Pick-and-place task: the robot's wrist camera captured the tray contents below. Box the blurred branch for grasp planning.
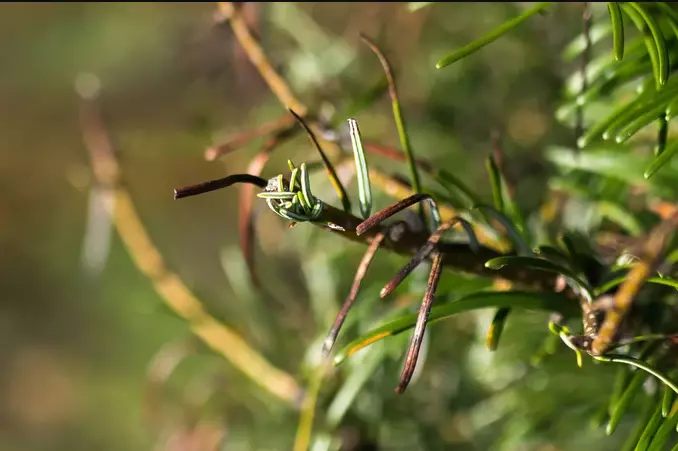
[591,210,678,355]
[77,82,304,408]
[205,113,296,161]
[216,1,508,251]
[217,1,308,116]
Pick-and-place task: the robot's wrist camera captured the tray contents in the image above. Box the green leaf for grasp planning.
[348,118,372,219]
[435,2,553,69]
[648,403,678,451]
[484,150,530,251]
[607,3,624,61]
[662,384,674,418]
[614,102,671,144]
[563,20,613,61]
[333,291,577,366]
[657,3,678,41]
[597,200,644,236]
[547,146,678,198]
[576,77,678,148]
[619,3,666,90]
[596,353,678,397]
[626,2,669,87]
[655,115,668,156]
[634,402,664,451]
[472,205,531,255]
[602,86,678,142]
[485,307,510,351]
[325,342,385,430]
[595,275,678,296]
[486,154,504,214]
[609,366,632,417]
[485,255,593,299]
[361,35,423,204]
[620,395,657,451]
[604,349,656,436]
[435,169,484,208]
[563,35,645,98]
[645,138,678,179]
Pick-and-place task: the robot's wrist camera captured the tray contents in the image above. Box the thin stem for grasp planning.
[323,231,388,356]
[205,114,295,161]
[357,193,439,236]
[380,217,471,299]
[176,176,574,301]
[173,174,267,199]
[360,34,423,199]
[605,333,678,352]
[435,2,553,69]
[395,252,443,394]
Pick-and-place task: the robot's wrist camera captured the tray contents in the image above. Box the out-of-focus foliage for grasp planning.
[7,2,678,451]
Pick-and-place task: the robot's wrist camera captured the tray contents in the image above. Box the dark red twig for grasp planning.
[380,217,467,299]
[322,230,389,356]
[395,252,443,394]
[173,174,267,199]
[357,193,438,236]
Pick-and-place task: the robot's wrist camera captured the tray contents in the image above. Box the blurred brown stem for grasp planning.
[591,211,678,355]
[205,113,296,161]
[78,89,304,408]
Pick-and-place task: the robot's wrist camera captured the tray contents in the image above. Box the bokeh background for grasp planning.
[0,2,632,450]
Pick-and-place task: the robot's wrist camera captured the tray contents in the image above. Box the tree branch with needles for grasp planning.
[158,6,678,421]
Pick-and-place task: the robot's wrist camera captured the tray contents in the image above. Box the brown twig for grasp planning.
[591,211,678,355]
[357,193,439,236]
[322,229,389,356]
[380,216,471,299]
[174,174,267,199]
[205,114,296,161]
[175,176,571,298]
[395,252,443,394]
[217,2,308,116]
[79,87,304,408]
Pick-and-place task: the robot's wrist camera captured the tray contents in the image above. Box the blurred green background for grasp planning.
[0,2,636,450]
